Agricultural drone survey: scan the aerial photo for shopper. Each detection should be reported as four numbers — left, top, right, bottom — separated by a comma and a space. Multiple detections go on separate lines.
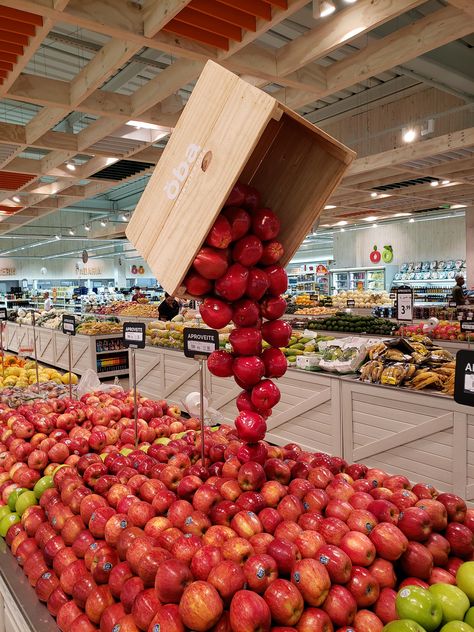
43, 291, 52, 312
452, 274, 467, 305
158, 293, 180, 321
131, 286, 145, 302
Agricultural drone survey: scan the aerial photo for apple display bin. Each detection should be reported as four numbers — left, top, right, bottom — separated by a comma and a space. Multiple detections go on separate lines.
4, 323, 129, 378
126, 60, 355, 296
130, 345, 474, 504
0, 539, 58, 632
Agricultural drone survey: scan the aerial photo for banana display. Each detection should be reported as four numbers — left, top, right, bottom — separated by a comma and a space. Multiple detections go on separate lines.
360, 336, 455, 395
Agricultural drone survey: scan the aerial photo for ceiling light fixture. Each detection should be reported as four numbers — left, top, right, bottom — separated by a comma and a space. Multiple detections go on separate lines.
402, 128, 417, 143
451, 204, 467, 209
100, 219, 107, 227
66, 161, 76, 172
363, 216, 378, 222
324, 204, 336, 210
409, 218, 415, 223
120, 213, 129, 222
68, 229, 75, 236
371, 192, 378, 198
12, 196, 20, 203
393, 213, 411, 218
343, 0, 358, 3
372, 223, 378, 228
430, 180, 439, 187
55, 234, 61, 240
84, 223, 91, 231
340, 228, 345, 232
441, 179, 450, 185
336, 220, 348, 226
314, 0, 336, 17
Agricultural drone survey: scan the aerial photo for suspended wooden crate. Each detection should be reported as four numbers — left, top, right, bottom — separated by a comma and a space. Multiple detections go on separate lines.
126, 60, 355, 297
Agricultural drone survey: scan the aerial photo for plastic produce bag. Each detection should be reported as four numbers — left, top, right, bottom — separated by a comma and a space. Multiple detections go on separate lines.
76, 368, 124, 399
181, 391, 224, 426
318, 336, 370, 374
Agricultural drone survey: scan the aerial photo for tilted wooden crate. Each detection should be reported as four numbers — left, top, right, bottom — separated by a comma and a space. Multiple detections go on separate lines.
126, 60, 355, 297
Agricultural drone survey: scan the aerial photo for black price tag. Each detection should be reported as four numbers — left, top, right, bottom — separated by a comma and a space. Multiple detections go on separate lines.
454, 350, 474, 406
309, 294, 319, 302
389, 293, 396, 300
461, 319, 474, 333
448, 301, 457, 308
346, 299, 355, 308
0, 308, 7, 320
62, 314, 76, 336
123, 322, 146, 348
184, 328, 218, 358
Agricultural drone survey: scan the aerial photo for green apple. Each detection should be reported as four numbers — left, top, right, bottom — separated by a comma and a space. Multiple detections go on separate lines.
0, 505, 11, 521
153, 438, 170, 445
7, 488, 27, 511
99, 453, 108, 461
139, 445, 149, 453
0, 512, 20, 537
430, 584, 470, 624
396, 586, 442, 632
457, 562, 474, 603
383, 620, 428, 632
33, 475, 54, 499
440, 623, 474, 632
210, 426, 219, 432
52, 464, 69, 476
465, 607, 474, 627
120, 447, 133, 455
15, 490, 37, 516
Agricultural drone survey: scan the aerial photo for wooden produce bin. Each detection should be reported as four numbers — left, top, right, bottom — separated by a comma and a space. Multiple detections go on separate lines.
127, 61, 355, 296
54, 332, 128, 377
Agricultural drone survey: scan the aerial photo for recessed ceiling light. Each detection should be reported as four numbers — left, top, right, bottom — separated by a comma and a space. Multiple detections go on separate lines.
363, 216, 378, 222
451, 204, 467, 209
402, 128, 417, 143
344, 0, 357, 3
441, 179, 450, 185
430, 180, 439, 187
409, 218, 415, 223
324, 204, 336, 210
372, 223, 378, 228
84, 223, 91, 231
100, 219, 107, 227
12, 196, 20, 203
336, 220, 348, 226
66, 161, 76, 172
393, 213, 411, 217
120, 213, 129, 222
55, 234, 61, 240
371, 192, 378, 198
340, 228, 345, 232
314, 0, 336, 17
68, 229, 75, 236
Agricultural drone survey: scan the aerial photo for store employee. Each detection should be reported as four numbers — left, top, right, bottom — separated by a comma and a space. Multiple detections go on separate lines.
452, 274, 467, 306
158, 293, 180, 321
43, 291, 52, 311
131, 286, 145, 302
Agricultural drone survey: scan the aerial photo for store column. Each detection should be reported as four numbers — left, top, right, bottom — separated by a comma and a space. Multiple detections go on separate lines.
466, 209, 474, 291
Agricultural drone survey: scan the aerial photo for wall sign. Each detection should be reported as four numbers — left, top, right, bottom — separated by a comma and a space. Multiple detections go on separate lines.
454, 350, 474, 406
184, 327, 218, 358
369, 246, 381, 264
382, 245, 393, 263
62, 314, 76, 336
396, 287, 413, 321
123, 322, 146, 349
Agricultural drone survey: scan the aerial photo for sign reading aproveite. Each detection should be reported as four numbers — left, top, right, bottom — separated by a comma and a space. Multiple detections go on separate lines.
62, 314, 76, 336
396, 288, 413, 321
184, 327, 218, 358
123, 322, 146, 349
454, 350, 474, 406
461, 319, 474, 333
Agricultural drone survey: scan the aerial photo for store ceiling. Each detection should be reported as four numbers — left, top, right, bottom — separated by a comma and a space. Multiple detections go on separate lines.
0, 0, 471, 262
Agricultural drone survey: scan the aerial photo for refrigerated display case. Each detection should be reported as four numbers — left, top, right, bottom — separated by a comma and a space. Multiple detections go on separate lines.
330, 266, 397, 294
332, 271, 349, 292
367, 269, 385, 291
350, 270, 366, 290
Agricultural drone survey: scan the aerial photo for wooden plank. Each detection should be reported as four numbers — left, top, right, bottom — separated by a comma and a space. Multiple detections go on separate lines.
163, 20, 229, 50
191, 0, 257, 30
445, 0, 474, 15
143, 0, 193, 37
266, 388, 331, 431
175, 8, 242, 42
276, 0, 426, 77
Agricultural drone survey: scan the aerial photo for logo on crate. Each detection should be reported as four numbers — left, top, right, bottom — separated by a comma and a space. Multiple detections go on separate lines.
164, 143, 202, 200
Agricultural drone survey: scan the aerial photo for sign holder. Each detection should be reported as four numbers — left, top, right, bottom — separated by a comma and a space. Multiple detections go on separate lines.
183, 327, 219, 465
396, 286, 414, 323
31, 310, 40, 396
123, 323, 146, 448
454, 350, 474, 406
62, 315, 76, 399
0, 308, 6, 378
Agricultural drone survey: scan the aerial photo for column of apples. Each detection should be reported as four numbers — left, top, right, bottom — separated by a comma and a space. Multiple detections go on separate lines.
183, 182, 292, 462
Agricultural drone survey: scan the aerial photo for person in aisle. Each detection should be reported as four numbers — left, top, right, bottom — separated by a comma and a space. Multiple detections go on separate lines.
452, 274, 467, 305
131, 286, 145, 302
43, 291, 52, 311
158, 292, 180, 321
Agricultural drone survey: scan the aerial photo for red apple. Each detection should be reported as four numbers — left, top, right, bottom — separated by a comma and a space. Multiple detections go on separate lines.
208, 560, 246, 604
317, 544, 352, 584
229, 590, 271, 632
154, 558, 193, 603
199, 298, 233, 329
369, 522, 408, 561
400, 541, 434, 579
263, 579, 304, 626
322, 585, 357, 628
346, 565, 380, 607
291, 558, 330, 607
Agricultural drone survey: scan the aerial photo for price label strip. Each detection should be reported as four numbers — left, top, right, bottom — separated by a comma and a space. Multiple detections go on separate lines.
62, 314, 76, 336
396, 288, 413, 322
123, 322, 146, 349
184, 328, 218, 358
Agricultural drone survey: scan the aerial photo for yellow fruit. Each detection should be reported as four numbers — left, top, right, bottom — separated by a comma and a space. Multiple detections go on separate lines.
61, 373, 78, 385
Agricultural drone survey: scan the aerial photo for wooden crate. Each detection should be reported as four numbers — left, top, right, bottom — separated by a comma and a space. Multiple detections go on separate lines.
126, 60, 355, 296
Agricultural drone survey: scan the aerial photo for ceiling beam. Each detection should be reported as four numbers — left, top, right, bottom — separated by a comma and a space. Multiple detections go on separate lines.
444, 0, 474, 16
142, 0, 193, 38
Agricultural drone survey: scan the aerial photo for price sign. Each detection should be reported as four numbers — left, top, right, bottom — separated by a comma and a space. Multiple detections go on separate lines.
346, 299, 355, 308
448, 301, 457, 308
123, 322, 146, 349
62, 314, 76, 336
455, 350, 474, 406
309, 294, 319, 302
396, 288, 413, 321
389, 293, 396, 300
0, 308, 7, 320
184, 328, 218, 358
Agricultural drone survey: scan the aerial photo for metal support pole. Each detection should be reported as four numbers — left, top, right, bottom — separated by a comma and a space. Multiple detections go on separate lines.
32, 312, 40, 395
132, 348, 138, 448
199, 358, 206, 466
0, 323, 4, 378
68, 337, 73, 400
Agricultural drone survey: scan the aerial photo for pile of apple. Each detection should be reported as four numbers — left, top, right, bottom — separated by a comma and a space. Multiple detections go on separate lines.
185, 181, 290, 460
0, 389, 473, 632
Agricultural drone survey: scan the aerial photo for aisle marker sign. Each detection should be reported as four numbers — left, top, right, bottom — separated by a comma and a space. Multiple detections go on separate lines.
396, 288, 413, 321
454, 350, 474, 406
184, 328, 218, 358
123, 322, 146, 349
62, 314, 76, 335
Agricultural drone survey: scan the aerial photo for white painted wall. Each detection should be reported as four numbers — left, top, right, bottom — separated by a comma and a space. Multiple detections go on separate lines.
0, 258, 115, 281
332, 216, 465, 269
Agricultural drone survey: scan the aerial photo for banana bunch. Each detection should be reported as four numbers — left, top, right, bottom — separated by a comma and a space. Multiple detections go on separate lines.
368, 342, 387, 360
360, 360, 384, 383
381, 364, 410, 386
407, 369, 444, 390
